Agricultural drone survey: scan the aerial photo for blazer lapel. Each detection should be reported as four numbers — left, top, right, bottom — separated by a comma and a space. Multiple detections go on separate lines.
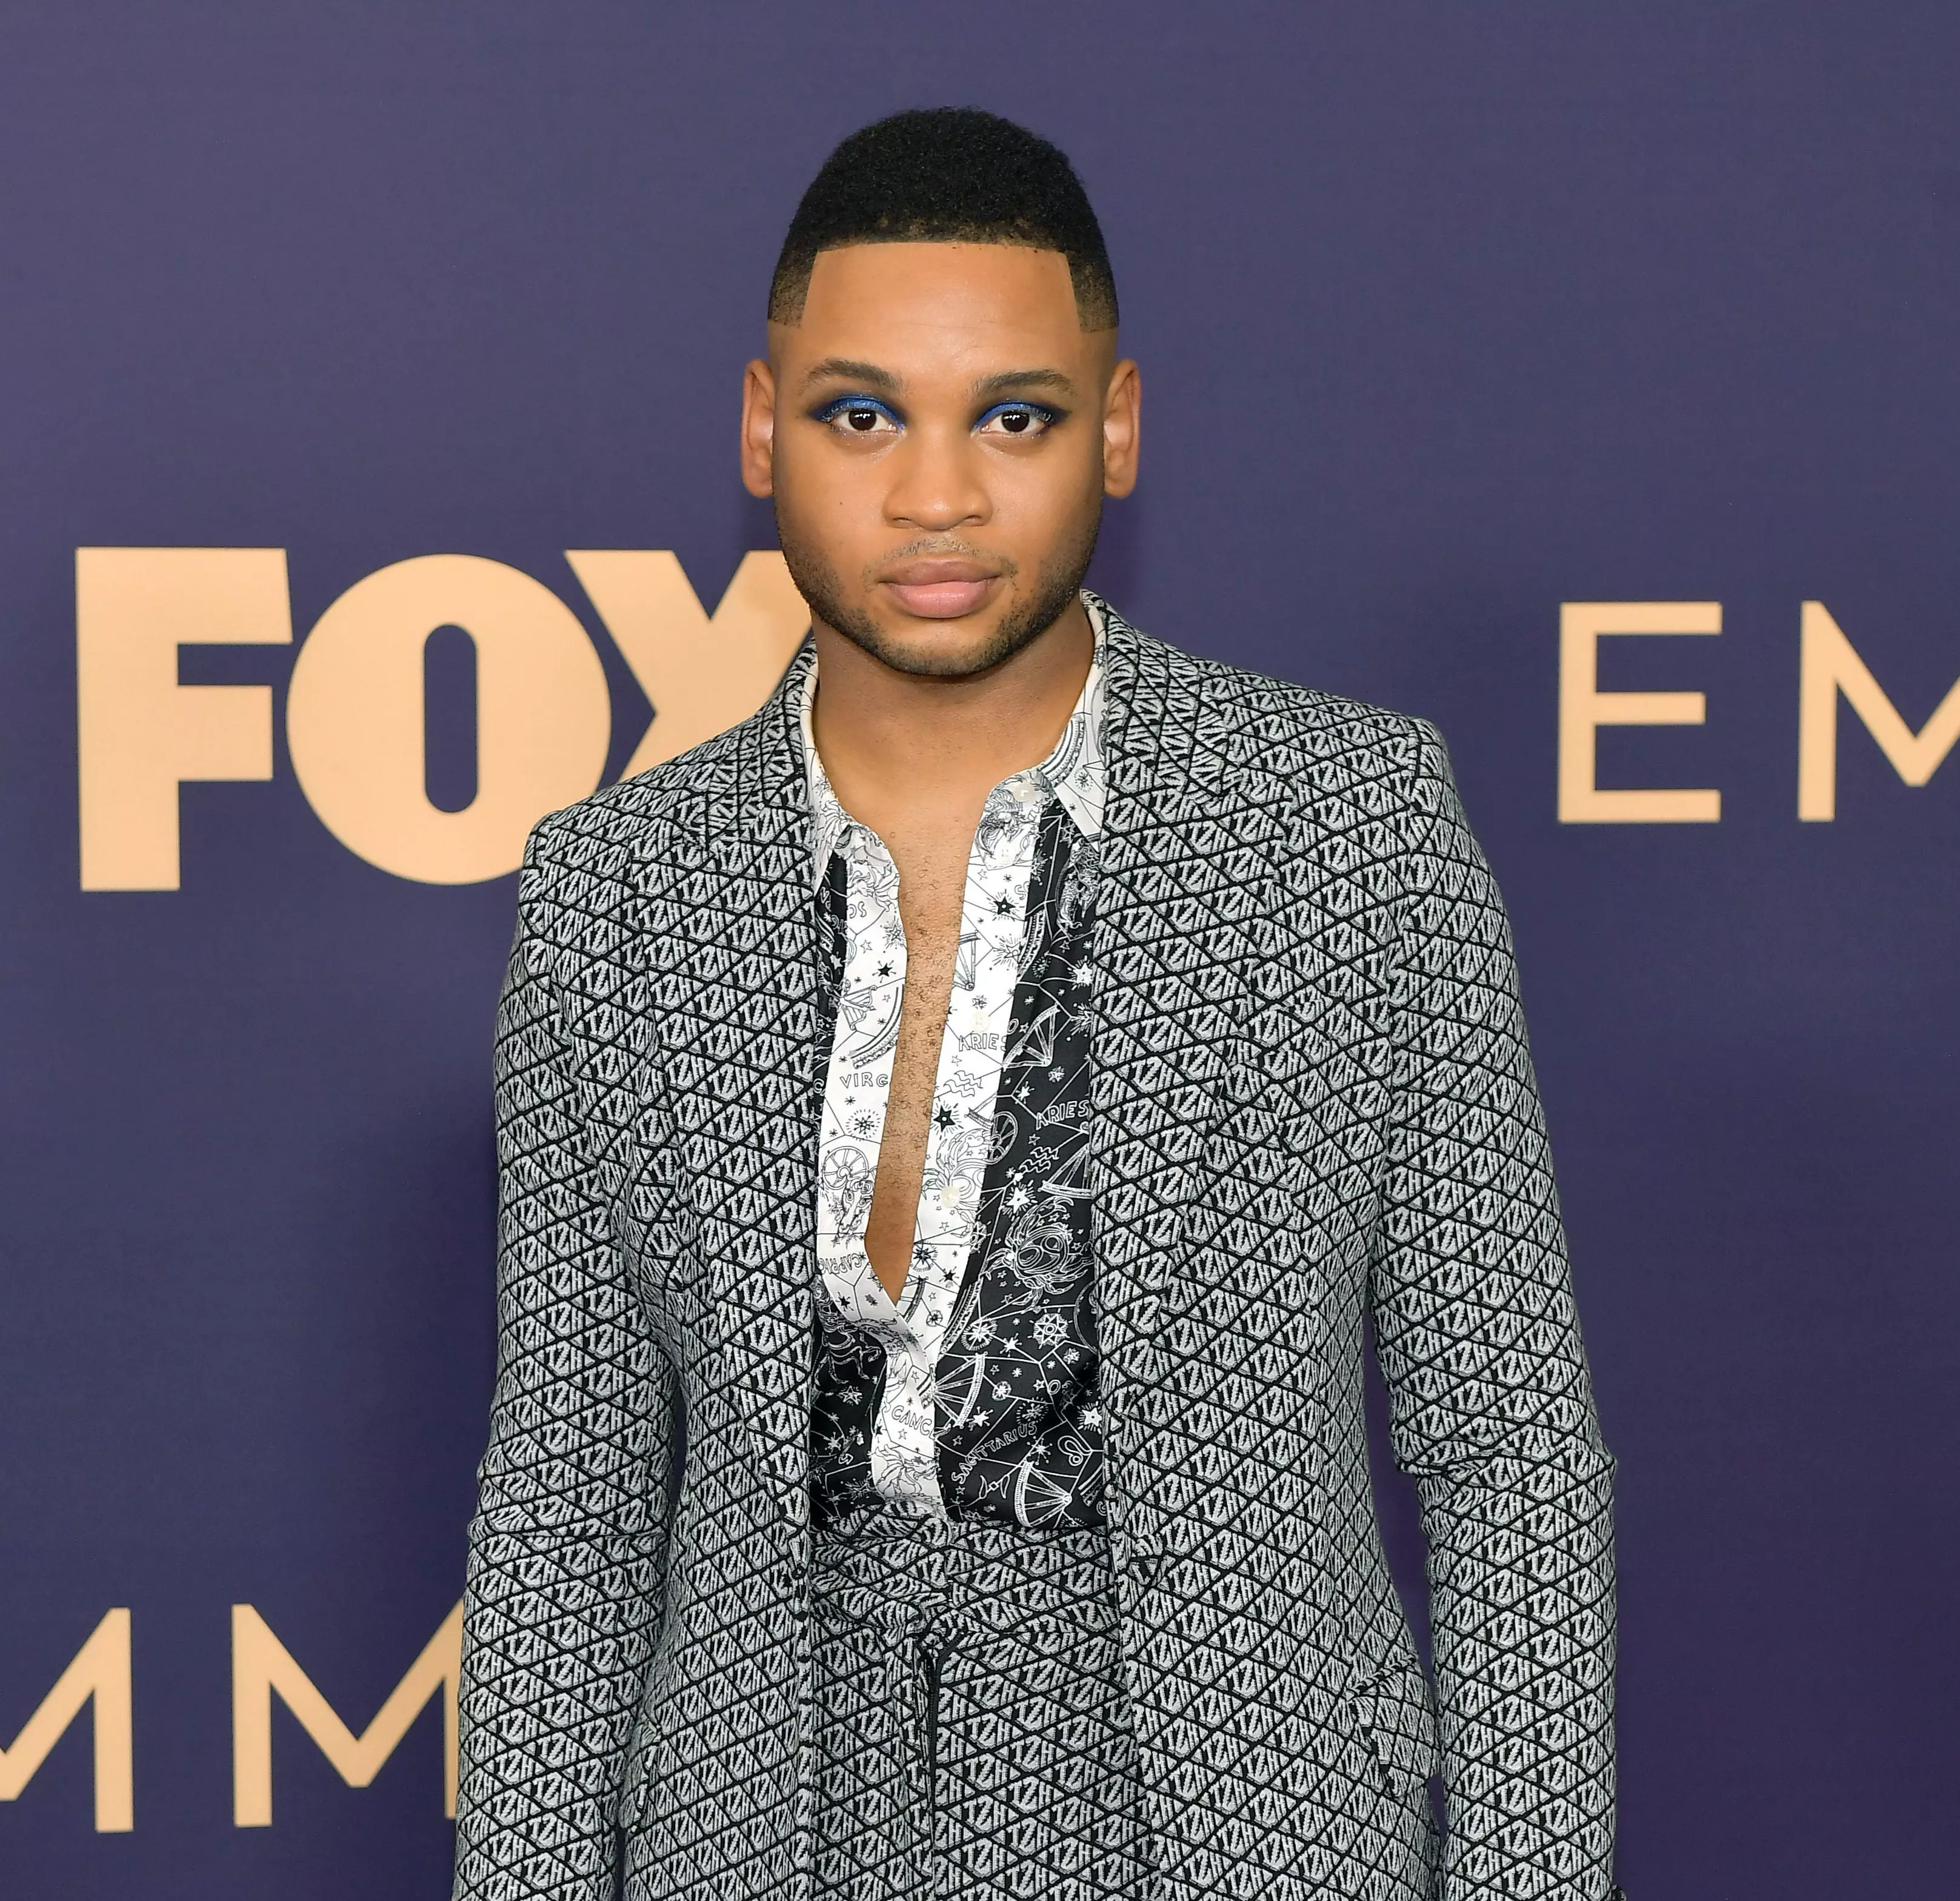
1089, 610, 1288, 1470
661, 645, 822, 1531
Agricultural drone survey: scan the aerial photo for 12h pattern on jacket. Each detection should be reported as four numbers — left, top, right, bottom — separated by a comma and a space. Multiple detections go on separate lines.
454, 598, 1619, 1901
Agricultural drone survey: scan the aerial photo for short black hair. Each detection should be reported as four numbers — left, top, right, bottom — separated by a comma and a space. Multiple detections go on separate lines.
769, 108, 1118, 330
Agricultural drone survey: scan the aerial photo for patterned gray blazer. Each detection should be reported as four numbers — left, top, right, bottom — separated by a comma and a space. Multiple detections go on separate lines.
453, 602, 1618, 1901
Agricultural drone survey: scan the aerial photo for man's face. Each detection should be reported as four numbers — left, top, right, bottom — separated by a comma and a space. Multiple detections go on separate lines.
742, 242, 1139, 678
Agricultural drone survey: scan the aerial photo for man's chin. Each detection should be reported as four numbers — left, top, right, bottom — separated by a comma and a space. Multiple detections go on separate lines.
847, 614, 1031, 680
798, 591, 1042, 679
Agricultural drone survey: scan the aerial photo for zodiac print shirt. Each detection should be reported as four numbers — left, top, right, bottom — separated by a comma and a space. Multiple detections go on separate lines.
803, 608, 1107, 1528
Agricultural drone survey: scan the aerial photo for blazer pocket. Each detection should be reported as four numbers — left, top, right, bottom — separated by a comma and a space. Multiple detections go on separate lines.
1346, 1654, 1441, 1797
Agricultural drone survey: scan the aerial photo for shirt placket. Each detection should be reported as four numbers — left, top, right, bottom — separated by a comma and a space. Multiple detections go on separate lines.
876, 782, 1044, 1516
815, 827, 908, 1327
803, 613, 1105, 1522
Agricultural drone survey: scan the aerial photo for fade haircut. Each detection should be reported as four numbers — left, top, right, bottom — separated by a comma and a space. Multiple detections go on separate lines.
769, 108, 1118, 331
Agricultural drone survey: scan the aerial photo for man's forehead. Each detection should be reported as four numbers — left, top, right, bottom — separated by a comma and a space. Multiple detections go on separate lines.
768, 242, 1109, 382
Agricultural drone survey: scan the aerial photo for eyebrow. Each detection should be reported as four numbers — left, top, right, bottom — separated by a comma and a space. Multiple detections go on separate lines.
972, 368, 1079, 399
801, 358, 901, 393
797, 360, 1081, 401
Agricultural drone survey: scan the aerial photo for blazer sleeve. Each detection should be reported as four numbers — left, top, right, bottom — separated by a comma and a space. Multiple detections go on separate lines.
453, 823, 677, 1901
1368, 721, 1618, 1901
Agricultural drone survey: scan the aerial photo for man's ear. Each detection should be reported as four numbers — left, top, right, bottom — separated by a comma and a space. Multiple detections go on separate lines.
1101, 358, 1141, 499
740, 357, 776, 498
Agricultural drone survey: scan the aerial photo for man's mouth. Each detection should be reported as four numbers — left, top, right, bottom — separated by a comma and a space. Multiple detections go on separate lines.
879, 558, 1002, 621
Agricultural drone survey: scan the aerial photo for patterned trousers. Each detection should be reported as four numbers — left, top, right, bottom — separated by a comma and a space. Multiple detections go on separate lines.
810, 1502, 1153, 1901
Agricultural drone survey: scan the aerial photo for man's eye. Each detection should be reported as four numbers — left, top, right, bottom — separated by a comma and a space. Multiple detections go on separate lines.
977, 404, 1058, 438
818, 399, 899, 436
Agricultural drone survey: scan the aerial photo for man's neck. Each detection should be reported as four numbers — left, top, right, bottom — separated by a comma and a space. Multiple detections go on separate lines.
808, 596, 1095, 840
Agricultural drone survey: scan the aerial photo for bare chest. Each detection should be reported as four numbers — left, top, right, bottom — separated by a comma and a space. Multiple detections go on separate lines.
860, 836, 972, 1299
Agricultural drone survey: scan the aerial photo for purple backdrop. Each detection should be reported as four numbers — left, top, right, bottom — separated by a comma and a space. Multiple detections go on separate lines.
4, 5, 1957, 1896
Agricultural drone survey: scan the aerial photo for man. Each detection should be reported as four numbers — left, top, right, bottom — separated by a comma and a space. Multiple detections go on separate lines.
454, 108, 1619, 1901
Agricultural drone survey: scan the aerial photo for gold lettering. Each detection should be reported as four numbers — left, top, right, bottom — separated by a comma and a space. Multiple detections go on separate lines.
0, 1609, 133, 1832
1798, 601, 1960, 820
1558, 601, 1722, 823
75, 548, 292, 889
286, 555, 610, 883
230, 1602, 462, 1827
566, 550, 808, 774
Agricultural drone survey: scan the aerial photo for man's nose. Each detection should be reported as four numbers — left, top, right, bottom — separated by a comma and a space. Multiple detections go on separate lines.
883, 424, 990, 531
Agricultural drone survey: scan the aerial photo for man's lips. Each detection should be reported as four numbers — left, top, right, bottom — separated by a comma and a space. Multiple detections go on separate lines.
879, 561, 1001, 621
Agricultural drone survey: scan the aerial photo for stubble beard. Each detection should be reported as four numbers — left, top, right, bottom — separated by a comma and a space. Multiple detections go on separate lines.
777, 507, 1101, 681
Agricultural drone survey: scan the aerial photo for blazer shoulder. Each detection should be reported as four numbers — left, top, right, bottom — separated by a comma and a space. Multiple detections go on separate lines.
1127, 626, 1442, 804
512, 713, 769, 966
522, 702, 767, 881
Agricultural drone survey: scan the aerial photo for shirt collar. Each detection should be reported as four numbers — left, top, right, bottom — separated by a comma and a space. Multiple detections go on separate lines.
800, 594, 1108, 890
